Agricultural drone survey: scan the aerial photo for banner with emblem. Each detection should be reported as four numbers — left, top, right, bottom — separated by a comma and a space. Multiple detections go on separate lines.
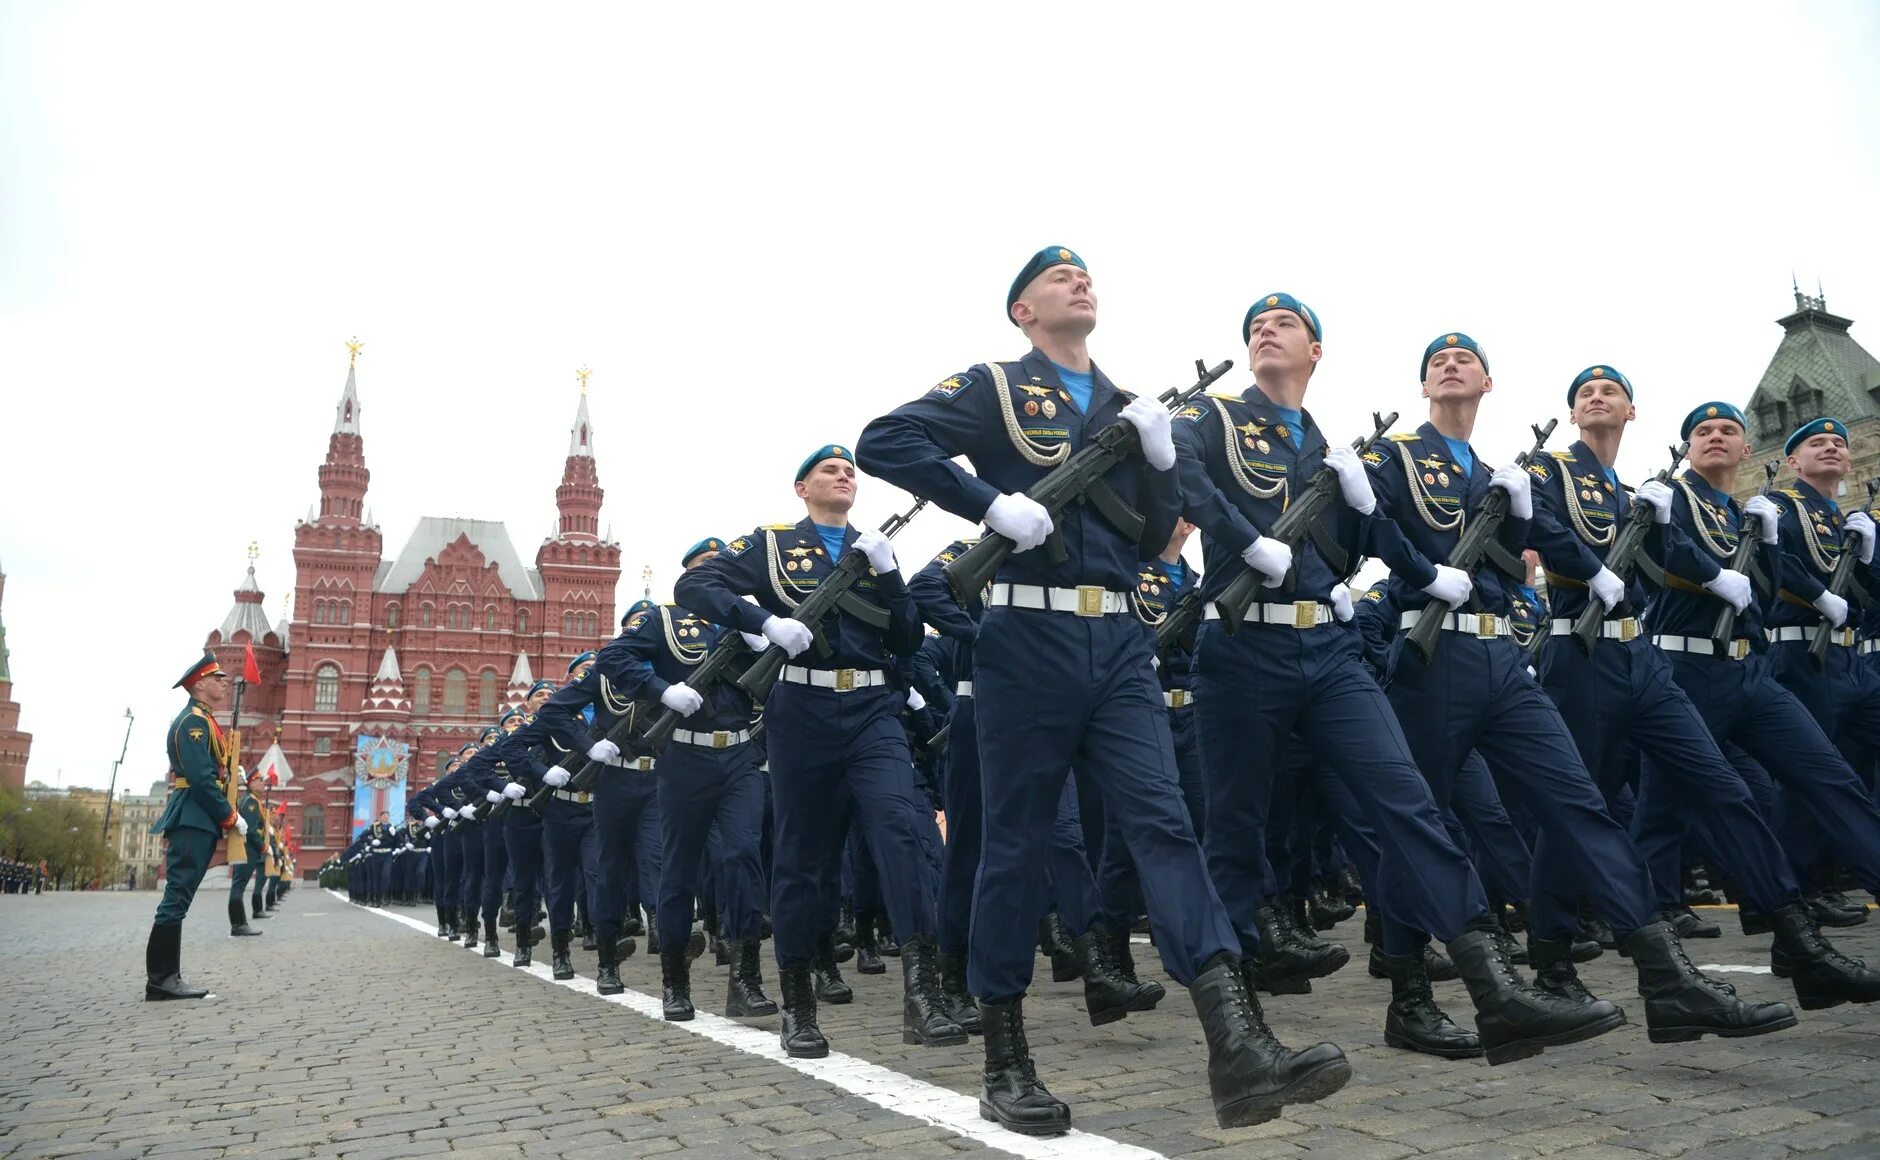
350, 734, 410, 839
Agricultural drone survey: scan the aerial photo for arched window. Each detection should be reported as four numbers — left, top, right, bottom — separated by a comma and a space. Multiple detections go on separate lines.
484, 604, 498, 631
336, 599, 351, 625
447, 603, 470, 630
421, 602, 435, 628
314, 664, 341, 712
312, 600, 326, 625
386, 603, 400, 628
563, 610, 575, 636
301, 805, 326, 843
516, 609, 529, 634
312, 736, 332, 757
479, 670, 498, 712
411, 668, 431, 717
442, 669, 467, 716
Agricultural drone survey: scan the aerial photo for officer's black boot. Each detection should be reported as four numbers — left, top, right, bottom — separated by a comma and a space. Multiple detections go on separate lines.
595, 928, 624, 996
461, 906, 479, 951
1770, 903, 1880, 1010
1078, 923, 1164, 1025
645, 906, 661, 957
832, 901, 856, 962
1189, 952, 1351, 1128
1368, 941, 1460, 981
727, 939, 779, 1017
877, 912, 900, 957
551, 930, 575, 981
1805, 891, 1869, 927
855, 909, 885, 974
1251, 904, 1320, 994
482, 916, 502, 958
512, 925, 533, 969
1287, 896, 1348, 968
1446, 925, 1626, 1064
1039, 912, 1082, 982
1309, 876, 1355, 929
435, 904, 450, 937
645, 943, 687, 1020
499, 894, 515, 930
1380, 949, 1482, 1059
1664, 905, 1721, 939
229, 899, 262, 937
616, 926, 638, 959
249, 895, 271, 920
902, 934, 968, 1046
939, 946, 981, 1034
778, 967, 829, 1058
623, 907, 646, 938
977, 996, 1071, 1136
1528, 935, 1605, 1007
1621, 919, 1796, 1043
1362, 907, 1380, 945
1577, 902, 1618, 950
144, 923, 208, 1001
812, 932, 854, 1004
1739, 901, 1773, 936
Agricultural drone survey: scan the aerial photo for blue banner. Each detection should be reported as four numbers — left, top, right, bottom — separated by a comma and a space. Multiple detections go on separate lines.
351, 734, 411, 838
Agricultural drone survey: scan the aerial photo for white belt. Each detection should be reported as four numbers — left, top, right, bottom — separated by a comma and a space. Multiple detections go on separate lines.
604, 754, 656, 771
1549, 616, 1642, 641
1203, 600, 1334, 628
1164, 689, 1196, 708
1399, 609, 1511, 638
1653, 634, 1752, 660
780, 665, 889, 691
1862, 639, 1880, 656
955, 681, 973, 698
552, 789, 594, 804
672, 727, 753, 749
1769, 626, 1856, 647
988, 582, 1130, 617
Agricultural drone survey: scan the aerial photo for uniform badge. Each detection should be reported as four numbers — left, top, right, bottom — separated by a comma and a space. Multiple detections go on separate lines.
786, 560, 799, 571
1450, 464, 1463, 474
1139, 581, 1150, 592
1437, 472, 1450, 487
1024, 400, 1039, 416
1581, 489, 1594, 502
1276, 425, 1290, 440
1818, 524, 1832, 537
1042, 400, 1057, 418
189, 728, 204, 741
800, 556, 816, 571
1058, 390, 1071, 403
1424, 473, 1436, 485
1256, 438, 1271, 454
929, 375, 969, 399
1150, 584, 1161, 595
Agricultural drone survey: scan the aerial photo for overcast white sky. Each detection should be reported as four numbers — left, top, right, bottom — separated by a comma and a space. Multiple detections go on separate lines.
3, 3, 1877, 789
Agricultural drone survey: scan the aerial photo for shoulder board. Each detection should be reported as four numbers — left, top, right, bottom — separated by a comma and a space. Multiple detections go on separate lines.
1205, 391, 1240, 402
762, 523, 797, 532
661, 602, 678, 608
1548, 450, 1576, 462
1387, 433, 1419, 443
188, 706, 210, 720
1780, 488, 1803, 499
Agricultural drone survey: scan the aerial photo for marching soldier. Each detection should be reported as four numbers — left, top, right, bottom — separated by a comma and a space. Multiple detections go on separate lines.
229, 770, 266, 936
146, 653, 249, 1000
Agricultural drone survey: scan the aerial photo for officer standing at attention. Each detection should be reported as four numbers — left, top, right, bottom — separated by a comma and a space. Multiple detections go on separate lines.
146, 652, 249, 1000
677, 445, 962, 1060
858, 248, 1348, 1135
230, 769, 266, 937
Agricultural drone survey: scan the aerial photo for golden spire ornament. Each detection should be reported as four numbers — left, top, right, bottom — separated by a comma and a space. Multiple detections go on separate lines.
346, 336, 364, 367
577, 366, 592, 395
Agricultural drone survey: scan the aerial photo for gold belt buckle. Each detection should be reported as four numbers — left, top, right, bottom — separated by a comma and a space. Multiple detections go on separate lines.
1619, 618, 1639, 643
1840, 628, 1856, 648
1477, 613, 1499, 639
1293, 600, 1318, 629
1731, 638, 1750, 661
575, 791, 591, 804
711, 730, 730, 749
834, 668, 856, 691
1076, 585, 1105, 617
1169, 690, 1188, 708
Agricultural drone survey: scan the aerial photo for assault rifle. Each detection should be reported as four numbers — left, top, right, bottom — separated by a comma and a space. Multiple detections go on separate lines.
1155, 587, 1206, 657
943, 359, 1234, 606
1808, 479, 1876, 669
1709, 460, 1779, 654
1570, 441, 1690, 655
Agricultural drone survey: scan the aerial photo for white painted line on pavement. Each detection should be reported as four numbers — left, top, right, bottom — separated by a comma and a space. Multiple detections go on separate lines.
1697, 963, 1774, 975
329, 890, 1167, 1160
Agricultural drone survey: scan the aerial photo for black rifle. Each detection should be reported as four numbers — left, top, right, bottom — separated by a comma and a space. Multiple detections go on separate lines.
1709, 460, 1780, 653
1212, 411, 1398, 634
1570, 441, 1690, 655
735, 497, 930, 704
1807, 482, 1874, 668
943, 359, 1234, 606
1155, 586, 1206, 657
1405, 419, 1558, 665
513, 698, 657, 812
923, 721, 950, 760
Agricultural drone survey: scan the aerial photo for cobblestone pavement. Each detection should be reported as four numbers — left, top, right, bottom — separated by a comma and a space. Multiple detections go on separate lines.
3, 888, 1878, 1159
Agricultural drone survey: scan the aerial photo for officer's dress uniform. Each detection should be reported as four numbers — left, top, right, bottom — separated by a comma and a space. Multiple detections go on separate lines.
230, 787, 267, 933
534, 727, 601, 968
365, 820, 398, 907
409, 774, 470, 937
145, 671, 242, 999
677, 513, 956, 1056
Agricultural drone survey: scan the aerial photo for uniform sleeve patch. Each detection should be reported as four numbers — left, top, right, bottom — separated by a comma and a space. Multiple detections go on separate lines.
927, 370, 976, 399
1175, 405, 1206, 422
722, 536, 753, 558
1361, 450, 1386, 466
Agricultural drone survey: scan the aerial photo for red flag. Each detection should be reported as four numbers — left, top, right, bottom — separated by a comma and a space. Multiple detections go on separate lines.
243, 642, 262, 684
266, 766, 279, 786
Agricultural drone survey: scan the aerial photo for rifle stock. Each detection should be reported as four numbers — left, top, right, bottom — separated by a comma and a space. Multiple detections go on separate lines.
1710, 460, 1779, 653
1808, 517, 1870, 668
1570, 442, 1689, 655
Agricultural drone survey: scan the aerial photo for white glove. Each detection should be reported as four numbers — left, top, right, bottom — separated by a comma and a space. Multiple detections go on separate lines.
587, 739, 621, 763
1119, 397, 1177, 471
1814, 590, 1850, 628
543, 768, 571, 788
501, 782, 526, 801
1241, 537, 1293, 587
424, 816, 440, 830
1702, 568, 1752, 614
1635, 480, 1674, 525
371, 841, 383, 849
1421, 565, 1473, 608
486, 789, 503, 804
855, 529, 898, 575
1589, 567, 1626, 612
1324, 446, 1376, 515
660, 682, 705, 716
1490, 464, 1533, 520
761, 615, 814, 658
906, 688, 927, 712
740, 631, 769, 652
1846, 512, 1876, 564
442, 807, 458, 820
1329, 586, 1354, 623
235, 816, 250, 838
460, 804, 478, 821
984, 492, 1054, 553
1743, 495, 1781, 544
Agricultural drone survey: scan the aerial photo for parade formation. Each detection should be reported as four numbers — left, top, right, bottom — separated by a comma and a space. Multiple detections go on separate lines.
146, 248, 1880, 1140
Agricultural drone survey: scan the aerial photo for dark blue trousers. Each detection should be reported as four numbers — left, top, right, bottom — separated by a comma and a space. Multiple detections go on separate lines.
1388, 632, 1653, 941
1200, 621, 1487, 960
656, 740, 768, 949
969, 610, 1233, 1000
594, 762, 663, 938
503, 808, 544, 940
1451, 751, 1533, 907
541, 794, 599, 936
1048, 774, 1101, 938
432, 829, 460, 910
939, 694, 981, 955
480, 815, 510, 929
767, 681, 935, 969
1095, 703, 1207, 931
457, 822, 484, 919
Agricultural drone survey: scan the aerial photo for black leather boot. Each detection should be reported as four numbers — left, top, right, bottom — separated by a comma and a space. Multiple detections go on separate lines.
482, 917, 502, 958
551, 930, 574, 981
596, 930, 624, 996
499, 896, 515, 930
1446, 926, 1625, 1064
1078, 923, 1163, 1026
1805, 891, 1869, 927
1739, 902, 1773, 936
661, 944, 694, 1021
1577, 901, 1618, 950
778, 967, 828, 1058
461, 905, 479, 950
1253, 904, 1333, 993
581, 927, 598, 952
512, 926, 533, 969
977, 997, 1070, 1136
1362, 907, 1380, 944
902, 934, 968, 1046
812, 933, 853, 1004
616, 930, 638, 959
1770, 903, 1880, 1010
1039, 912, 1081, 982
939, 947, 981, 1034
1529, 936, 1608, 1008
645, 906, 661, 957
1368, 942, 1460, 981
435, 904, 451, 937
1308, 877, 1354, 929
1189, 952, 1351, 1127
727, 939, 779, 1017
855, 909, 885, 975
1380, 949, 1482, 1059
832, 901, 856, 961
877, 911, 900, 957
623, 907, 646, 937
1622, 920, 1796, 1043
229, 899, 262, 937
144, 923, 208, 1000
1664, 906, 1721, 939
